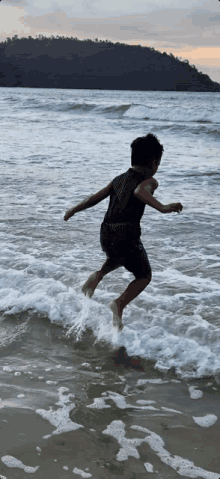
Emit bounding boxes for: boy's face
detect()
[140,156,161,175]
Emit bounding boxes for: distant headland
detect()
[1,35,220,92]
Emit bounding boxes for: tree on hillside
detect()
[0,35,219,92]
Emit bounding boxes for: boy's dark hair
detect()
[131,133,164,167]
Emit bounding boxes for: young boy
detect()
[64,133,183,331]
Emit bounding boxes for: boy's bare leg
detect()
[110,275,151,331]
[81,258,121,298]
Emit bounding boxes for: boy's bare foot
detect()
[82,271,100,298]
[109,301,124,331]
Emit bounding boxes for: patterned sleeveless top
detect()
[103,168,148,232]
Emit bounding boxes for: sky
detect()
[0,0,220,83]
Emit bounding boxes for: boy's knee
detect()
[145,272,152,284]
[144,270,152,285]
[144,269,152,283]
[137,273,151,285]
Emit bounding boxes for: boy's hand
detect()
[64,208,75,221]
[162,203,183,214]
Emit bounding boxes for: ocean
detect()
[0,87,220,478]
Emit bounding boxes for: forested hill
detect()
[0,35,220,92]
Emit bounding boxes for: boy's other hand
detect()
[162,203,183,214]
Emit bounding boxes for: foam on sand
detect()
[161,407,183,414]
[73,467,92,478]
[102,421,142,461]
[88,391,159,411]
[1,456,39,473]
[188,386,203,399]
[103,420,220,478]
[136,400,156,405]
[132,424,220,478]
[36,387,83,439]
[144,462,154,472]
[193,414,218,427]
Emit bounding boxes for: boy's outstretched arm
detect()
[64,181,113,221]
[134,179,183,213]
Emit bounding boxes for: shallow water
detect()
[0,88,220,478]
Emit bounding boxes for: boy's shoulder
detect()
[135,177,159,196]
[141,177,158,188]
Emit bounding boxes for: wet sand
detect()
[0,321,220,479]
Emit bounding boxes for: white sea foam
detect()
[144,462,154,472]
[3,367,12,372]
[73,467,92,478]
[87,398,111,409]
[137,379,170,385]
[131,425,220,478]
[103,421,220,477]
[88,392,159,411]
[193,414,218,427]
[2,258,220,381]
[188,386,203,399]
[1,456,39,473]
[124,103,220,124]
[66,295,91,340]
[1,253,220,382]
[102,421,142,461]
[161,407,183,414]
[36,387,83,439]
[136,400,156,405]
[0,266,81,326]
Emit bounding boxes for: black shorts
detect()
[100,222,151,280]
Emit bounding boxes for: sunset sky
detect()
[1,0,220,83]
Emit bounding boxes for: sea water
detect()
[0,88,220,478]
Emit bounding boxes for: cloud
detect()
[2,0,218,18]
[1,0,220,44]
[20,6,220,47]
[0,5,31,38]
[23,11,155,40]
